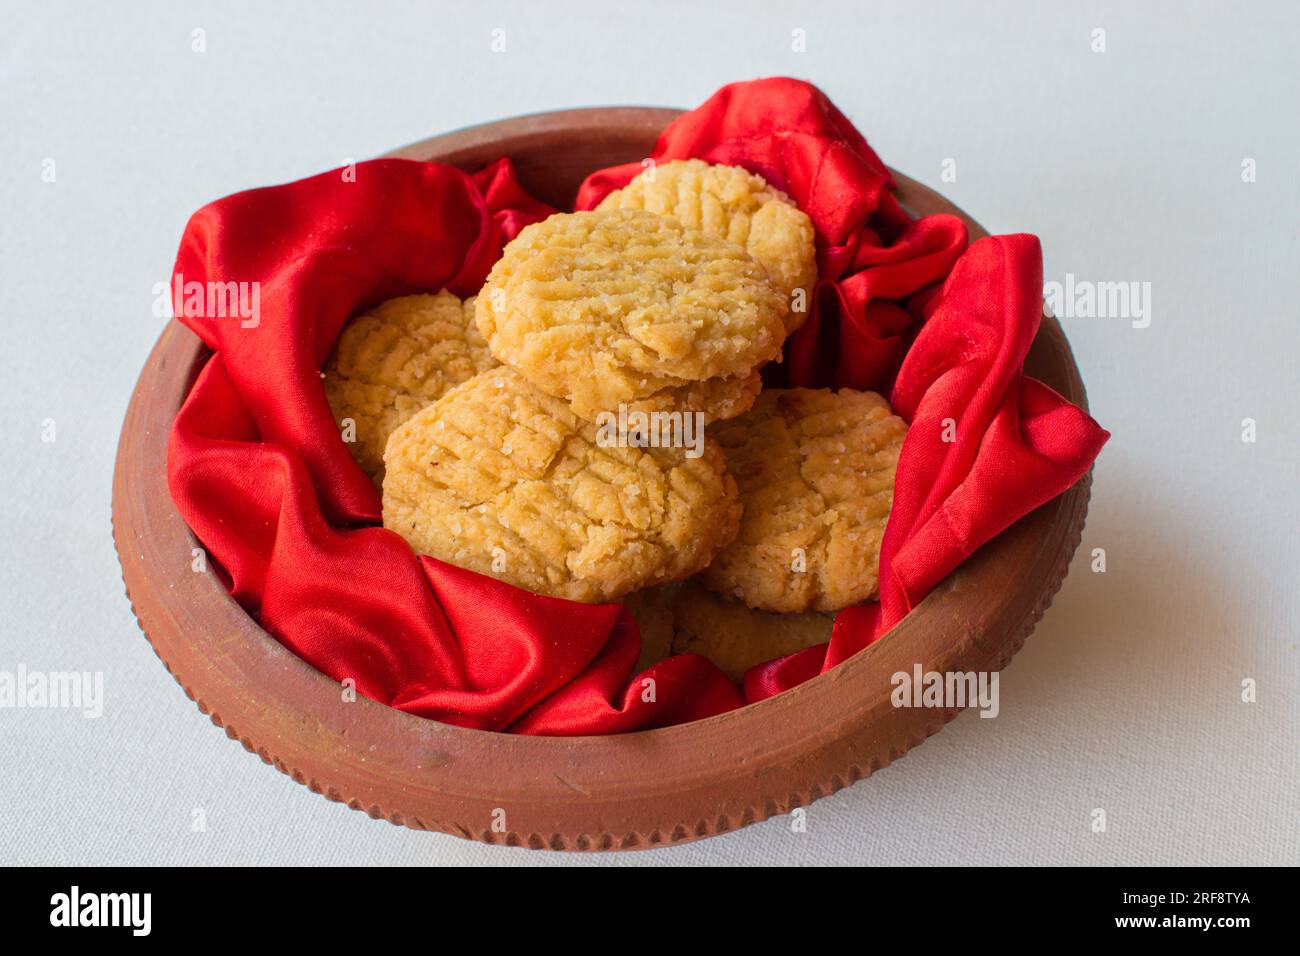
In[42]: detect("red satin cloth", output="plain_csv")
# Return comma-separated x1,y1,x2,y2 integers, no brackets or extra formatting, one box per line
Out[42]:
167,78,1108,735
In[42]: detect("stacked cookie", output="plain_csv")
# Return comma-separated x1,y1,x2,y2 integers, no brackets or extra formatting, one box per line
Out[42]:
381,366,741,603
323,160,908,676
474,207,785,423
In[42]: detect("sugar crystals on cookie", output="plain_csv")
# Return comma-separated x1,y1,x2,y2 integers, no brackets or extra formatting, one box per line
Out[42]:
702,388,908,613
597,159,817,334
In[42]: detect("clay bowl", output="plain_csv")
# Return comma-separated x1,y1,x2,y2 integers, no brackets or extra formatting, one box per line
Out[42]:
113,108,1092,851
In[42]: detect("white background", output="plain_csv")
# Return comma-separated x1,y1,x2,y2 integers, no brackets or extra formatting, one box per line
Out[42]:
2,0,1296,866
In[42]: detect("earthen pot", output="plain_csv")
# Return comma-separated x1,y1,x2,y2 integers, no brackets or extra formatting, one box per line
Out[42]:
113,108,1092,851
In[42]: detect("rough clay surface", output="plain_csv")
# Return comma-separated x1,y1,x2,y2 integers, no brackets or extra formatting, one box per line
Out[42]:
702,388,907,613
598,159,817,333
627,580,833,681
382,367,742,603
475,209,788,421
324,292,495,479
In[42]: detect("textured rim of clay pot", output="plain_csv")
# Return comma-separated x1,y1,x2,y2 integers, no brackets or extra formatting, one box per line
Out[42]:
113,108,1092,852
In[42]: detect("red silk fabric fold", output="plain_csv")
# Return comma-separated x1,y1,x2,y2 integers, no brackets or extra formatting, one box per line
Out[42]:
166,78,1107,734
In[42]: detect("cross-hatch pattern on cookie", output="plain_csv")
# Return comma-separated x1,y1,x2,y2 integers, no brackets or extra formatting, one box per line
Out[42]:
381,367,742,603
324,292,495,479
597,159,817,335
702,388,908,613
475,209,789,421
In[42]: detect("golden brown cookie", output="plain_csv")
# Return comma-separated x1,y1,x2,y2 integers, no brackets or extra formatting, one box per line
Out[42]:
382,367,742,604
702,388,908,613
625,580,832,682
323,292,495,479
624,368,763,425
597,159,817,334
475,209,787,422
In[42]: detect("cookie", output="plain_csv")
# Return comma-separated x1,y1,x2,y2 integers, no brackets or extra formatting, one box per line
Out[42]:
623,589,677,673
323,292,495,479
475,209,788,421
701,388,907,613
626,367,763,424
597,159,817,334
382,367,742,604
625,580,832,682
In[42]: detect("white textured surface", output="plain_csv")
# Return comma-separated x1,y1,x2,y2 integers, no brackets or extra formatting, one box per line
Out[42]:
1,0,1296,866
